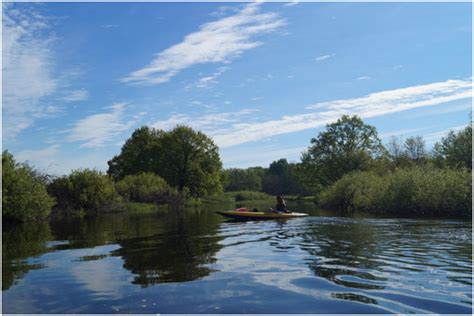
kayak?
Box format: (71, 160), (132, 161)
(216, 210), (308, 220)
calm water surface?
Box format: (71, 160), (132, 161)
(2, 203), (472, 313)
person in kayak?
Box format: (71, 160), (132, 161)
(273, 195), (289, 213)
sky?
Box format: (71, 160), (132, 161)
(2, 2), (472, 175)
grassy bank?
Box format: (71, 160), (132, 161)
(319, 166), (472, 218)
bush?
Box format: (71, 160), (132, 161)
(48, 169), (122, 215)
(2, 151), (54, 222)
(319, 166), (472, 217)
(115, 172), (179, 203)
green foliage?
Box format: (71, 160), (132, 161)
(2, 151), (54, 222)
(433, 125), (472, 169)
(319, 166), (472, 217)
(116, 172), (179, 203)
(222, 167), (264, 192)
(229, 190), (273, 202)
(300, 115), (384, 188)
(107, 126), (164, 179)
(262, 159), (307, 195)
(48, 169), (122, 215)
(108, 125), (222, 197)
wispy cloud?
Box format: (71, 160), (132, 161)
(315, 54), (334, 62)
(357, 76), (371, 80)
(306, 78), (472, 113)
(121, 3), (285, 85)
(61, 89), (89, 102)
(283, 1), (300, 7)
(154, 79), (471, 148)
(68, 103), (143, 148)
(153, 109), (258, 132)
(195, 66), (229, 89)
(3, 5), (58, 139)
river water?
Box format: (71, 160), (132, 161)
(2, 202), (472, 314)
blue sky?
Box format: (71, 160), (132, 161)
(3, 2), (472, 175)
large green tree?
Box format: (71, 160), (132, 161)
(108, 126), (163, 179)
(433, 125), (472, 169)
(108, 125), (222, 197)
(300, 115), (384, 189)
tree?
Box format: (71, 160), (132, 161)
(262, 159), (305, 195)
(300, 115), (384, 188)
(385, 136), (414, 168)
(222, 168), (263, 192)
(433, 125), (472, 169)
(108, 125), (222, 197)
(108, 126), (163, 180)
(2, 151), (54, 222)
(404, 136), (427, 163)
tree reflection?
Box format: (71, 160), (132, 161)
(2, 222), (53, 290)
(3, 205), (224, 290)
(111, 207), (223, 287)
(301, 220), (387, 290)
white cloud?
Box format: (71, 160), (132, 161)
(68, 103), (140, 148)
(3, 5), (58, 139)
(357, 76), (371, 80)
(195, 66), (229, 89)
(306, 79), (472, 113)
(153, 109), (258, 132)
(315, 54), (334, 62)
(154, 78), (471, 148)
(283, 1), (300, 7)
(61, 89), (89, 102)
(121, 3), (285, 85)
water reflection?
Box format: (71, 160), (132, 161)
(2, 222), (52, 290)
(111, 208), (223, 286)
(2, 203), (472, 314)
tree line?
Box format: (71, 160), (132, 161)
(2, 115), (472, 223)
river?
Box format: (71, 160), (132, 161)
(2, 202), (472, 313)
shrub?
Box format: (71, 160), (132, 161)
(2, 151), (54, 222)
(48, 169), (122, 215)
(115, 172), (179, 203)
(319, 166), (472, 217)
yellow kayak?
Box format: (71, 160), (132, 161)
(216, 210), (308, 220)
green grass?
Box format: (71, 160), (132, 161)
(124, 202), (163, 213)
